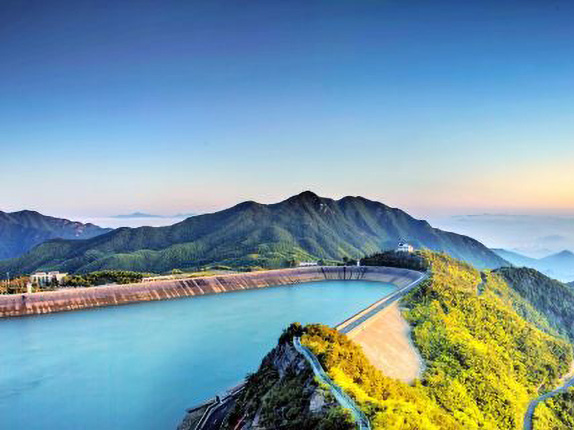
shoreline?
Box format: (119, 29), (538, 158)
(0, 266), (423, 318)
(178, 268), (426, 429)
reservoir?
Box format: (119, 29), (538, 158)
(0, 280), (394, 430)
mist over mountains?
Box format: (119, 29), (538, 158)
(0, 192), (507, 275)
(431, 213), (574, 258)
(110, 212), (196, 220)
(492, 248), (574, 283)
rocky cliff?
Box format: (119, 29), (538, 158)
(180, 330), (354, 430)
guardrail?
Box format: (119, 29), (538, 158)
(293, 337), (371, 430)
(193, 383), (245, 430)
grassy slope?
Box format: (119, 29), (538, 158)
(0, 192), (507, 275)
(300, 252), (572, 429)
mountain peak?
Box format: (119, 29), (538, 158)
(0, 192), (508, 274)
(282, 190), (324, 205)
(12, 209), (42, 217)
(294, 190), (320, 200)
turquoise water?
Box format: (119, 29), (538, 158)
(0, 280), (394, 430)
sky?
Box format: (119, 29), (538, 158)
(1, 0), (573, 230)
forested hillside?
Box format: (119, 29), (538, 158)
(0, 210), (111, 259)
(496, 267), (574, 341)
(533, 387), (574, 429)
(216, 252), (573, 430)
(0, 192), (507, 275)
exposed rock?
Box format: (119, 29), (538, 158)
(182, 337), (346, 430)
(309, 390), (328, 413)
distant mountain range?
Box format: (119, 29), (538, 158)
(111, 212), (196, 219)
(111, 212), (166, 219)
(0, 210), (112, 260)
(492, 248), (574, 283)
(0, 192), (508, 275)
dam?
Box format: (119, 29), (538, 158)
(0, 267), (423, 430)
(0, 266), (421, 318)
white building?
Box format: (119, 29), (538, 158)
(397, 242), (414, 253)
(298, 261), (318, 267)
(30, 271), (68, 286)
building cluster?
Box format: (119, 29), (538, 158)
(27, 271), (68, 293)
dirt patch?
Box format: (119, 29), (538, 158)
(346, 302), (424, 384)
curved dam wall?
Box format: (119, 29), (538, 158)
(0, 266), (423, 318)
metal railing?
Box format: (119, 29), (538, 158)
(293, 337), (371, 430)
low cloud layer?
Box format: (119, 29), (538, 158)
(430, 214), (574, 258)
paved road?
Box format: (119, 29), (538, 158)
(193, 384), (245, 430)
(337, 272), (427, 334)
(293, 337), (371, 430)
(523, 376), (574, 430)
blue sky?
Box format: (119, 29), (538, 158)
(1, 0), (573, 219)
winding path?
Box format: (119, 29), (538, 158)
(293, 337), (371, 430)
(523, 376), (574, 430)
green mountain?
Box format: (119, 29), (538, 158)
(0, 210), (112, 260)
(496, 266), (574, 341)
(492, 248), (574, 283)
(0, 191), (507, 275)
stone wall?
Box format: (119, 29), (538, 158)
(0, 266), (422, 318)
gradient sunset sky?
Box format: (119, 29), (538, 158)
(1, 0), (573, 219)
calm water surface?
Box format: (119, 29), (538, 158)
(0, 280), (394, 430)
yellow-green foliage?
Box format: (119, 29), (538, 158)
(533, 387), (574, 430)
(407, 252), (571, 429)
(302, 252), (573, 430)
(302, 324), (459, 430)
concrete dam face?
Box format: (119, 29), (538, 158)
(0, 266), (423, 318)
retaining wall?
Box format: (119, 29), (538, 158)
(0, 266), (422, 318)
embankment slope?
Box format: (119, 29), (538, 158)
(345, 302), (424, 384)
